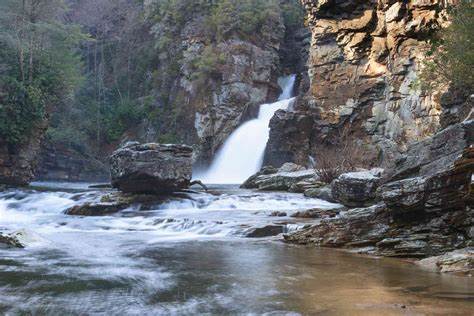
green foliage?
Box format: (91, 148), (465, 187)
(207, 0), (280, 42)
(102, 100), (146, 143)
(0, 0), (85, 145)
(0, 79), (46, 144)
(281, 0), (306, 31)
(419, 1), (474, 92)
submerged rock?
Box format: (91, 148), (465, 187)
(270, 211), (287, 217)
(246, 225), (285, 238)
(110, 142), (193, 194)
(65, 192), (168, 216)
(66, 203), (128, 216)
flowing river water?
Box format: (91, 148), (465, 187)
(0, 183), (473, 315)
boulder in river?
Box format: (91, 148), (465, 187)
(0, 232), (25, 248)
(110, 142), (193, 194)
(246, 225), (285, 238)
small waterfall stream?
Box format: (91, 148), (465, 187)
(198, 75), (296, 184)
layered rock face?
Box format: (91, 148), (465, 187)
(286, 120), (473, 260)
(266, 0), (454, 167)
(110, 142), (193, 194)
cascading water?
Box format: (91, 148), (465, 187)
(198, 75), (296, 184)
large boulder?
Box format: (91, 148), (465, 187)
(110, 142), (193, 194)
(331, 169), (383, 207)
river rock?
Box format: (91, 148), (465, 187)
(417, 249), (474, 275)
(285, 204), (390, 248)
(303, 186), (335, 202)
(289, 180), (325, 193)
(246, 225), (285, 238)
(291, 207), (343, 219)
(65, 192), (169, 216)
(241, 164), (318, 191)
(110, 142), (193, 194)
(331, 169), (383, 207)
(0, 232), (25, 248)
(66, 203), (128, 216)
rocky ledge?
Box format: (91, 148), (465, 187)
(110, 142), (193, 194)
(285, 120), (473, 274)
(241, 162), (323, 192)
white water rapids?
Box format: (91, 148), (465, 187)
(198, 75), (296, 184)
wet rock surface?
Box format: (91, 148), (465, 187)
(110, 142), (193, 194)
(0, 232), (25, 248)
(245, 225), (285, 238)
(65, 191), (170, 216)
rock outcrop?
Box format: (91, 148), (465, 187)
(285, 120), (473, 263)
(265, 0), (458, 168)
(110, 142), (193, 194)
(241, 163), (320, 191)
(331, 169), (383, 207)
(417, 248), (474, 275)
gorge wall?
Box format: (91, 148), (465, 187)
(265, 0), (458, 168)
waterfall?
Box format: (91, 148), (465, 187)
(198, 75), (296, 184)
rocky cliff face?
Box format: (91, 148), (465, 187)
(266, 0), (456, 167)
(286, 119), (473, 259)
(137, 11), (286, 167)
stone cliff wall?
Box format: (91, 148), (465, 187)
(137, 11), (286, 167)
(266, 0), (456, 168)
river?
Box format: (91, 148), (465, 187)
(0, 183), (473, 315)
